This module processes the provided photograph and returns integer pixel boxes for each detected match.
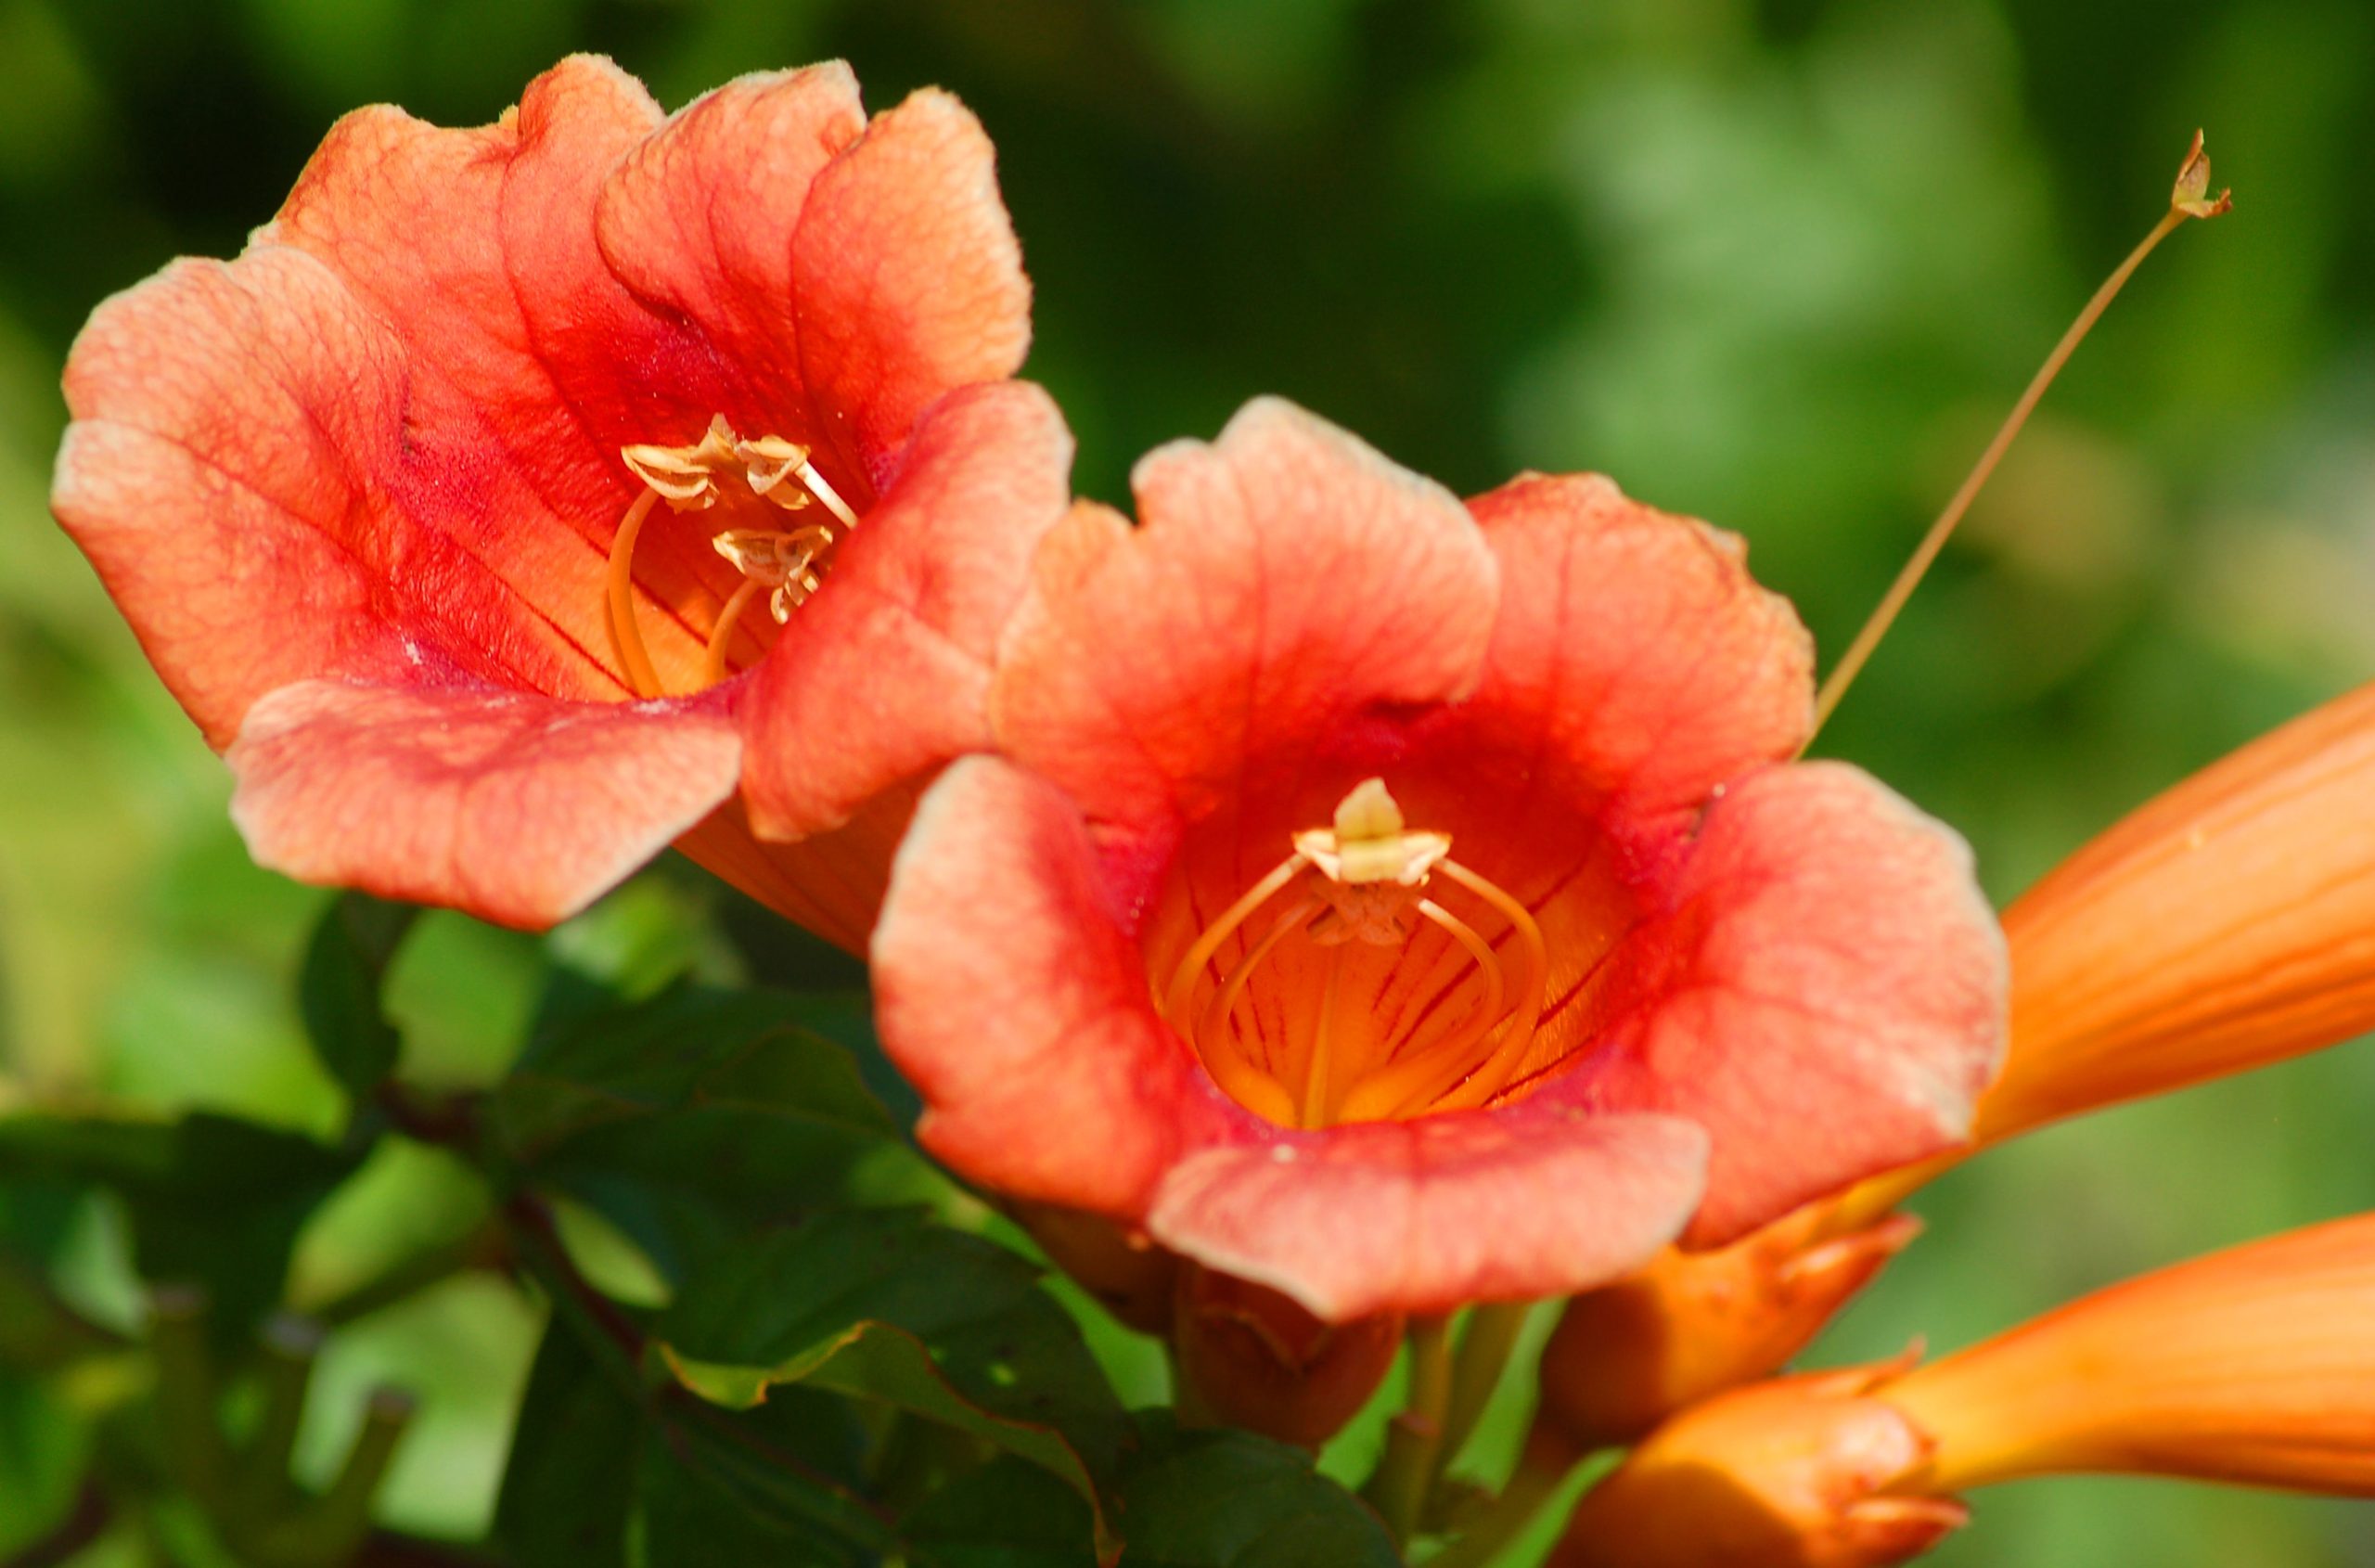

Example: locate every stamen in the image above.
[604,489,664,699]
[1196,899,1318,1068]
[1333,899,1508,1123]
[1162,853,1311,1029]
[1807,131,2233,743]
[1300,945,1351,1129]
[702,578,765,688]
[794,456,860,532]
[1425,857,1549,1112]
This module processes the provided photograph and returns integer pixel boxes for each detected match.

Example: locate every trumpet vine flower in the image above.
[53,56,1070,946]
[874,398,2007,1329]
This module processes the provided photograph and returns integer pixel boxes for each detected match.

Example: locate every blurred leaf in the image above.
[0,1113,359,1334]
[0,1251,123,1369]
[657,1210,1127,1559]
[298,893,420,1099]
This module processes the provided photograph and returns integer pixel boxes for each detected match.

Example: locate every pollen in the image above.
[604,416,862,699]
[1160,778,1548,1130]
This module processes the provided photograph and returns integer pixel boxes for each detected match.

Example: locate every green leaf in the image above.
[657,1210,1129,1561]
[496,1318,888,1568]
[298,893,420,1098]
[0,1113,359,1336]
[495,984,896,1157]
[901,1421,1403,1568]
[494,985,949,1279]
[1103,1416,1400,1568]
[903,1457,1096,1568]
[494,1322,637,1568]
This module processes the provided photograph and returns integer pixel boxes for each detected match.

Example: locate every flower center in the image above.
[1159,778,1547,1129]
[604,415,861,699]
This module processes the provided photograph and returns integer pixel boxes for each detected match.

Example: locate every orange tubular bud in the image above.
[1979,679,2375,1145]
[1885,1213,2375,1496]
[1169,1265,1403,1447]
[1549,1362,1965,1568]
[1536,1208,1922,1454]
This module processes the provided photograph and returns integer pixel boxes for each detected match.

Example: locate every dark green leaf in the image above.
[497,1316,888,1568]
[1102,1416,1401,1568]
[298,893,420,1097]
[494,986,947,1278]
[904,1457,1095,1568]
[493,1322,637,1568]
[658,1211,1129,1560]
[495,984,895,1158]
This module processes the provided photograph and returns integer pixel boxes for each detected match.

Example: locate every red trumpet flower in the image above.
[53,56,1070,946]
[874,398,2006,1329]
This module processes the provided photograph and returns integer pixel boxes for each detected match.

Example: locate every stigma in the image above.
[604,415,861,699]
[1162,778,1547,1130]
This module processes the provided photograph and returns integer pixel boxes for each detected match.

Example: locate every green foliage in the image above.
[298,893,421,1100]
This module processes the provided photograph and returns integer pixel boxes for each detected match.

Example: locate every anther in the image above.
[604,416,862,698]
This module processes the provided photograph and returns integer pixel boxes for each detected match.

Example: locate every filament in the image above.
[798,457,861,531]
[1196,899,1317,1071]
[1337,899,1510,1123]
[605,489,664,699]
[702,577,764,687]
[1301,945,1350,1129]
[1162,854,1311,1028]
[1427,857,1548,1112]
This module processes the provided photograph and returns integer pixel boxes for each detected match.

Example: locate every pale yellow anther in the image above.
[623,415,744,511]
[713,525,835,622]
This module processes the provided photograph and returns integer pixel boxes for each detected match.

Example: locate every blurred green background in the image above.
[1,0,2371,1562]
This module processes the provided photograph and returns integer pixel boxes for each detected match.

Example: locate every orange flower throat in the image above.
[1161,779,1547,1129]
[604,414,860,698]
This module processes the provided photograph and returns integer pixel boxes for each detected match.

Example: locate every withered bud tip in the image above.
[2172,129,2233,220]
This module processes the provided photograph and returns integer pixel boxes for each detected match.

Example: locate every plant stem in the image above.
[1366,1316,1453,1542]
[1807,206,2189,741]
[1439,1303,1531,1473]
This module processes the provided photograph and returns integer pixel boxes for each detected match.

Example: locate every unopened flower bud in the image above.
[1537,1207,1922,1454]
[1170,1265,1402,1447]
[2170,130,2233,220]
[1550,1361,1963,1568]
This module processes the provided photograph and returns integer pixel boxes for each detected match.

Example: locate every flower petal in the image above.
[1149,1109,1709,1323]
[1548,763,2008,1246]
[228,679,741,929]
[261,56,753,669]
[739,381,1073,840]
[872,756,1241,1217]
[594,62,867,441]
[53,245,617,746]
[992,396,1499,863]
[1464,472,1815,815]
[792,88,1032,486]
